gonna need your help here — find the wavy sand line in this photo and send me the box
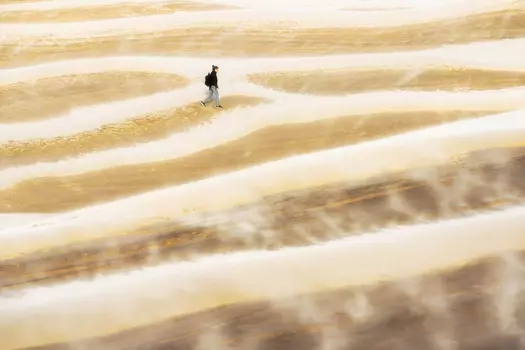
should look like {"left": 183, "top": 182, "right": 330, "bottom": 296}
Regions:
{"left": 0, "top": 109, "right": 505, "bottom": 213}
{"left": 248, "top": 68, "right": 525, "bottom": 96}
{"left": 2, "top": 87, "right": 523, "bottom": 185}
{"left": 3, "top": 39, "right": 525, "bottom": 85}
{"left": 2, "top": 9, "right": 524, "bottom": 68}
{"left": 1, "top": 206, "right": 523, "bottom": 349}
{"left": 0, "top": 96, "right": 267, "bottom": 168}
{"left": 2, "top": 0, "right": 520, "bottom": 40}
{"left": 0, "top": 109, "right": 523, "bottom": 257}
{"left": 0, "top": 83, "right": 211, "bottom": 143}
{"left": 0, "top": 71, "right": 188, "bottom": 123}
{"left": 0, "top": 2, "right": 233, "bottom": 23}
{"left": 0, "top": 0, "right": 429, "bottom": 12}
{"left": 14, "top": 252, "right": 525, "bottom": 350}
{"left": 3, "top": 65, "right": 524, "bottom": 166}
{"left": 2, "top": 148, "right": 524, "bottom": 291}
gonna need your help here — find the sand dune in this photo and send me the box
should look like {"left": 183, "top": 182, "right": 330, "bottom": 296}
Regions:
{"left": 2, "top": 147, "right": 524, "bottom": 291}
{"left": 0, "top": 2, "right": 233, "bottom": 23}
{"left": 18, "top": 252, "right": 525, "bottom": 350}
{"left": 249, "top": 68, "right": 525, "bottom": 95}
{"left": 3, "top": 108, "right": 520, "bottom": 213}
{"left": 2, "top": 0, "right": 521, "bottom": 39}
{"left": 2, "top": 0, "right": 524, "bottom": 349}
{"left": 0, "top": 83, "right": 210, "bottom": 143}
{"left": 3, "top": 39, "right": 525, "bottom": 85}
{"left": 0, "top": 71, "right": 187, "bottom": 123}
{"left": 2, "top": 89, "right": 523, "bottom": 187}
{"left": 1, "top": 95, "right": 266, "bottom": 167}
{"left": 2, "top": 9, "right": 524, "bottom": 67}
{"left": 1, "top": 206, "right": 524, "bottom": 349}
{"left": 1, "top": 109, "right": 523, "bottom": 257}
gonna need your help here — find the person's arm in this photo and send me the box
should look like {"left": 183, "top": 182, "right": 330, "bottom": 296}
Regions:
{"left": 212, "top": 72, "right": 219, "bottom": 89}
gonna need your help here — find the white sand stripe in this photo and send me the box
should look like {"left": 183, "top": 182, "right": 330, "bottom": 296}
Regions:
{"left": 1, "top": 0, "right": 520, "bottom": 42}
{"left": 0, "top": 0, "right": 217, "bottom": 11}
{"left": 3, "top": 84, "right": 523, "bottom": 145}
{"left": 0, "top": 0, "right": 433, "bottom": 12}
{"left": 0, "top": 83, "right": 206, "bottom": 143}
{"left": 2, "top": 39, "right": 525, "bottom": 85}
{"left": 1, "top": 205, "right": 523, "bottom": 350}
{"left": 1, "top": 87, "right": 523, "bottom": 188}
{"left": 1, "top": 87, "right": 524, "bottom": 187}
{"left": 1, "top": 108, "right": 523, "bottom": 259}
{"left": 0, "top": 214, "right": 55, "bottom": 230}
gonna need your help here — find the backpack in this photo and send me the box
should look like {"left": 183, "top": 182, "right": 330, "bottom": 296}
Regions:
{"left": 204, "top": 73, "right": 211, "bottom": 87}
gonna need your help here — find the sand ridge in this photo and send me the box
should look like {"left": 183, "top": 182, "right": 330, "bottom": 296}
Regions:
{"left": 2, "top": 9, "right": 525, "bottom": 68}
{"left": 2, "top": 0, "right": 525, "bottom": 348}
{"left": 0, "top": 71, "right": 188, "bottom": 123}
{"left": 0, "top": 109, "right": 504, "bottom": 212}
{"left": 0, "top": 2, "right": 234, "bottom": 23}
{"left": 1, "top": 207, "right": 524, "bottom": 349}
{"left": 248, "top": 68, "right": 525, "bottom": 95}
{"left": 0, "top": 95, "right": 266, "bottom": 168}
{"left": 2, "top": 147, "right": 524, "bottom": 291}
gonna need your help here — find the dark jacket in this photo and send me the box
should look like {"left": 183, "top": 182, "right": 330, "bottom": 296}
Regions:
{"left": 209, "top": 71, "right": 218, "bottom": 89}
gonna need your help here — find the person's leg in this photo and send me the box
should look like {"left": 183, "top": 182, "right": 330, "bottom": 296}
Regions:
{"left": 202, "top": 88, "right": 213, "bottom": 104}
{"left": 214, "top": 88, "right": 221, "bottom": 107}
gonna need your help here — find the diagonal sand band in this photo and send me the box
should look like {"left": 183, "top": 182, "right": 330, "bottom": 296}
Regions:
{"left": 0, "top": 110, "right": 507, "bottom": 212}
{"left": 197, "top": 0, "right": 463, "bottom": 11}
{"left": 1, "top": 88, "right": 523, "bottom": 188}
{"left": 0, "top": 0, "right": 224, "bottom": 11}
{"left": 0, "top": 71, "right": 188, "bottom": 123}
{"left": 0, "top": 2, "right": 234, "bottom": 23}
{"left": 248, "top": 68, "right": 525, "bottom": 96}
{"left": 3, "top": 10, "right": 524, "bottom": 68}
{"left": 0, "top": 214, "right": 55, "bottom": 230}
{"left": 1, "top": 206, "right": 524, "bottom": 349}
{"left": 3, "top": 39, "right": 525, "bottom": 85}
{"left": 0, "top": 109, "right": 523, "bottom": 259}
{"left": 4, "top": 84, "right": 521, "bottom": 144}
{"left": 2, "top": 149, "right": 523, "bottom": 291}
{"left": 0, "top": 83, "right": 208, "bottom": 143}
{"left": 0, "top": 95, "right": 266, "bottom": 168}
{"left": 0, "top": 0, "right": 433, "bottom": 11}
{"left": 1, "top": 0, "right": 520, "bottom": 40}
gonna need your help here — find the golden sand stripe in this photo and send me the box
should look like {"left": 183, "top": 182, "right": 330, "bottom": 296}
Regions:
{"left": 2, "top": 9, "right": 523, "bottom": 68}
{"left": 0, "top": 71, "right": 188, "bottom": 124}
{"left": 0, "top": 2, "right": 234, "bottom": 23}
{"left": 2, "top": 206, "right": 524, "bottom": 349}
{"left": 0, "top": 109, "right": 499, "bottom": 213}
{"left": 0, "top": 96, "right": 267, "bottom": 168}
{"left": 248, "top": 68, "right": 525, "bottom": 96}
{"left": 19, "top": 254, "right": 524, "bottom": 350}
{"left": 3, "top": 150, "right": 524, "bottom": 291}
{"left": 0, "top": 0, "right": 39, "bottom": 3}
{"left": 2, "top": 67, "right": 523, "bottom": 167}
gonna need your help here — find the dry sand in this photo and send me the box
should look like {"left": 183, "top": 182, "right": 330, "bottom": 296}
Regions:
{"left": 0, "top": 95, "right": 266, "bottom": 167}
{"left": 2, "top": 65, "right": 521, "bottom": 167}
{"left": 2, "top": 147, "right": 524, "bottom": 291}
{"left": 2, "top": 2, "right": 525, "bottom": 349}
{"left": 0, "top": 2, "right": 234, "bottom": 23}
{"left": 0, "top": 109, "right": 503, "bottom": 213}
{"left": 0, "top": 71, "right": 188, "bottom": 123}
{"left": 2, "top": 10, "right": 524, "bottom": 68}
{"left": 17, "top": 252, "right": 525, "bottom": 350}
{"left": 248, "top": 68, "right": 525, "bottom": 96}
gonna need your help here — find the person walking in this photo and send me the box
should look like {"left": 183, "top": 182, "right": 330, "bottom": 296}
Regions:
{"left": 201, "top": 65, "right": 223, "bottom": 108}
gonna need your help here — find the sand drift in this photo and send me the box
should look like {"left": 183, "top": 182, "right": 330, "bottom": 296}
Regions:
{"left": 1, "top": 0, "right": 524, "bottom": 349}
